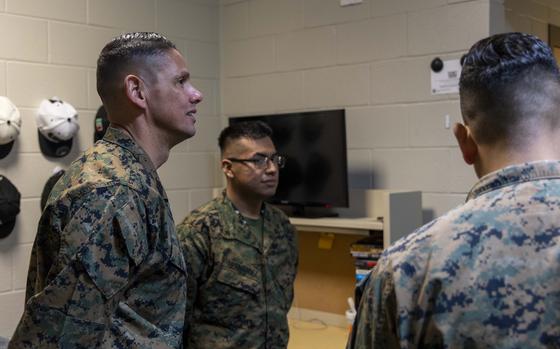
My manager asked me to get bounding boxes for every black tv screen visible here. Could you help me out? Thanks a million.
[229,109,349,213]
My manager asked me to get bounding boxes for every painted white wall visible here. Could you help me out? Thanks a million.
[0,0,220,338]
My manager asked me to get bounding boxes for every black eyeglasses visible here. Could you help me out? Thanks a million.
[227,153,286,169]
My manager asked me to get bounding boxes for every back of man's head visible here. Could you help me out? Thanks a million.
[218,121,273,155]
[459,32,560,149]
[96,32,176,109]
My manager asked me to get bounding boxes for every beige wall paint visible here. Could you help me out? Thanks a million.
[0,0,220,338]
[490,0,560,40]
[218,0,560,317]
[220,0,560,222]
[221,0,491,224]
[220,0,487,315]
[2,0,559,338]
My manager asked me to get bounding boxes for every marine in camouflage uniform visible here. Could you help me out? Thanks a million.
[178,120,298,349]
[348,32,560,349]
[9,127,187,348]
[177,192,298,349]
[348,161,560,348]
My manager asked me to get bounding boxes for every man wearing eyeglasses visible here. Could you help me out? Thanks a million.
[177,121,298,349]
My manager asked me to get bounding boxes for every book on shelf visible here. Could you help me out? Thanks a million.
[350,250,381,259]
[354,258,377,269]
[352,235,383,246]
[350,242,383,252]
[351,236,383,283]
[350,236,383,253]
[355,268,371,283]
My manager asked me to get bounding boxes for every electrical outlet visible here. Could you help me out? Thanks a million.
[340,0,363,7]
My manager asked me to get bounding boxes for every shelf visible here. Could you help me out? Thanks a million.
[289,217,383,236]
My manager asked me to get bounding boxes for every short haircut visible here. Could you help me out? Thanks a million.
[96,32,176,104]
[218,121,273,154]
[459,32,560,147]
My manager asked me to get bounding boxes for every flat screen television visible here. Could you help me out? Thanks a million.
[229,109,349,217]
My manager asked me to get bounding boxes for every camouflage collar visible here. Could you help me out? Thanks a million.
[219,190,270,251]
[103,126,156,173]
[219,189,268,218]
[467,160,560,201]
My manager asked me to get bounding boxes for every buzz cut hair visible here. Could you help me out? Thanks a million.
[459,32,560,148]
[96,32,177,104]
[218,121,273,154]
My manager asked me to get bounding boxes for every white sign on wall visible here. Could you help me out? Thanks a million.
[430,59,461,95]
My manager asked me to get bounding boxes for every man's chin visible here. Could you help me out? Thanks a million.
[182,128,196,140]
[261,188,277,199]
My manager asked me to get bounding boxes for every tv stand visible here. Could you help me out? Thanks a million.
[288,190,422,326]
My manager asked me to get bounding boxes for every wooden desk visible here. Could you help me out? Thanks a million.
[289,190,422,320]
[289,217,382,236]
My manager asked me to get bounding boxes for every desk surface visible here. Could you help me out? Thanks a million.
[289,217,383,234]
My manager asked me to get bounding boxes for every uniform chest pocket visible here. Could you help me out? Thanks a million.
[216,263,261,296]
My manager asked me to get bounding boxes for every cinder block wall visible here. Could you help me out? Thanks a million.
[220,0,490,224]
[220,0,560,316]
[491,0,560,40]
[2,0,559,338]
[221,0,560,221]
[218,0,560,321]
[0,0,220,338]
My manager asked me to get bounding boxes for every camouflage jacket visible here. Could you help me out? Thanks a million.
[348,161,560,349]
[176,192,298,349]
[9,127,187,349]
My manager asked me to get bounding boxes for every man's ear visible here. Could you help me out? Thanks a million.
[222,159,234,179]
[124,75,146,109]
[453,122,478,165]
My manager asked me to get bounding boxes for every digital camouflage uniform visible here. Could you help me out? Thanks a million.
[9,127,187,349]
[348,161,560,349]
[176,192,298,349]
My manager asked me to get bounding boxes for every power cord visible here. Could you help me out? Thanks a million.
[290,317,328,330]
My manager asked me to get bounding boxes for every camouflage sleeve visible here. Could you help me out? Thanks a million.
[176,216,211,333]
[289,222,298,306]
[347,262,400,349]
[10,193,150,348]
[79,197,149,298]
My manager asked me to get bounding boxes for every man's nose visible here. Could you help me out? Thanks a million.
[190,88,203,104]
[265,159,278,173]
